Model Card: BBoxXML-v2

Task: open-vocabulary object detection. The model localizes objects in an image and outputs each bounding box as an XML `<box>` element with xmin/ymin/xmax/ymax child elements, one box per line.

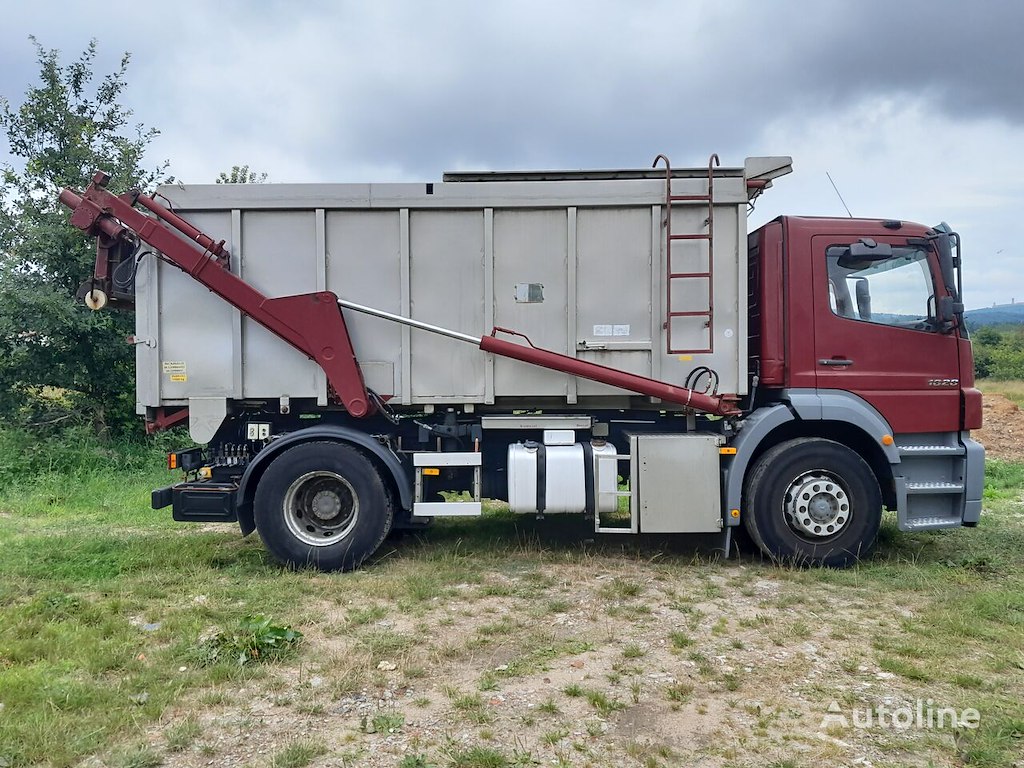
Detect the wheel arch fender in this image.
<box><xmin>236</xmin><ymin>425</ymin><xmax>412</xmax><ymax>536</ymax></box>
<box><xmin>724</xmin><ymin>404</ymin><xmax>795</xmax><ymax>524</ymax></box>
<box><xmin>726</xmin><ymin>391</ymin><xmax>901</xmax><ymax>523</ymax></box>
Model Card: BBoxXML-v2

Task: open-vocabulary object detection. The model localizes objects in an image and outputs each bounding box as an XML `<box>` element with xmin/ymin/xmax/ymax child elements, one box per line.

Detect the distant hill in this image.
<box><xmin>964</xmin><ymin>303</ymin><xmax>1024</xmax><ymax>328</ymax></box>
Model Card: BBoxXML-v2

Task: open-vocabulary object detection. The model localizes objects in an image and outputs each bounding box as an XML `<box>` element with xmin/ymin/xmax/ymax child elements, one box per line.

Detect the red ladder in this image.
<box><xmin>652</xmin><ymin>153</ymin><xmax>719</xmax><ymax>355</ymax></box>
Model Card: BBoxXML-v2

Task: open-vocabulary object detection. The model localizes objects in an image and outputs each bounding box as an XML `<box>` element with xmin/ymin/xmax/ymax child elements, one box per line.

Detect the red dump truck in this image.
<box><xmin>58</xmin><ymin>153</ymin><xmax>983</xmax><ymax>570</ymax></box>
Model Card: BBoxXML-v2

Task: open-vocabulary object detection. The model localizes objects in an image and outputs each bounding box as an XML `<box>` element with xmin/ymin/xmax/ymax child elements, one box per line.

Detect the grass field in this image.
<box><xmin>1</xmin><ymin>454</ymin><xmax>1023</xmax><ymax>767</ymax></box>
<box><xmin>977</xmin><ymin>379</ymin><xmax>1024</xmax><ymax>408</ymax></box>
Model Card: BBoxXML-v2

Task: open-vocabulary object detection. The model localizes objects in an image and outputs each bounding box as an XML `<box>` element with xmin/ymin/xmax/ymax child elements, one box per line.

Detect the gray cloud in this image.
<box><xmin>1</xmin><ymin>1</ymin><xmax>1021</xmax><ymax>307</ymax></box>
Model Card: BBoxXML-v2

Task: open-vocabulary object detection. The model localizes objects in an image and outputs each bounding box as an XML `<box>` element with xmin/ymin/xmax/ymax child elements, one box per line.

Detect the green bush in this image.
<box><xmin>0</xmin><ymin>425</ymin><xmax>188</xmax><ymax>489</ymax></box>
<box><xmin>970</xmin><ymin>325</ymin><xmax>1024</xmax><ymax>379</ymax></box>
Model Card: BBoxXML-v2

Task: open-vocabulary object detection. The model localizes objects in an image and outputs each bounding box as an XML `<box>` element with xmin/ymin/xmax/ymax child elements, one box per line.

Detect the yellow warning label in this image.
<box><xmin>169</xmin><ymin>374</ymin><xmax>188</xmax><ymax>382</ymax></box>
<box><xmin>677</xmin><ymin>355</ymin><xmax>694</xmax><ymax>361</ymax></box>
<box><xmin>422</xmin><ymin>468</ymin><xmax>440</xmax><ymax>476</ymax></box>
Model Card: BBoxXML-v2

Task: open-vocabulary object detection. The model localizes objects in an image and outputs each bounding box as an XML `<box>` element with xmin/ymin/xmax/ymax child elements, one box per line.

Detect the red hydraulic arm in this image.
<box><xmin>480</xmin><ymin>330</ymin><xmax>740</xmax><ymax>416</ymax></box>
<box><xmin>336</xmin><ymin>300</ymin><xmax>742</xmax><ymax>417</ymax></box>
<box><xmin>59</xmin><ymin>172</ymin><xmax>373</xmax><ymax>418</ymax></box>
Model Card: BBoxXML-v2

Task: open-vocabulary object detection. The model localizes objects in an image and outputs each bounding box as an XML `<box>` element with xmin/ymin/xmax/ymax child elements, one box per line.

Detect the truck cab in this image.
<box><xmin>741</xmin><ymin>216</ymin><xmax>983</xmax><ymax>540</ymax></box>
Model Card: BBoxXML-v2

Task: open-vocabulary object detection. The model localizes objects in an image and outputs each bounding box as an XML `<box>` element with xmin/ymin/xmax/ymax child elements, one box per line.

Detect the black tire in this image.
<box><xmin>742</xmin><ymin>437</ymin><xmax>882</xmax><ymax>568</ymax></box>
<box><xmin>254</xmin><ymin>441</ymin><xmax>393</xmax><ymax>572</ymax></box>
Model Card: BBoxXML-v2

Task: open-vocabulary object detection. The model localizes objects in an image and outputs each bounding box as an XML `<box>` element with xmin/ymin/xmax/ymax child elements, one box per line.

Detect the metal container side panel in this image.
<box><xmin>575</xmin><ymin>206</ymin><xmax>654</xmax><ymax>396</ymax></box>
<box><xmin>326</xmin><ymin>210</ymin><xmax>403</xmax><ymax>399</ymax></box>
<box><xmin>141</xmin><ymin>174</ymin><xmax>751</xmax><ymax>408</ymax></box>
<box><xmin>239</xmin><ymin>211</ymin><xmax>319</xmax><ymax>399</ymax></box>
<box><xmin>492</xmin><ymin>208</ymin><xmax>572</xmax><ymax>397</ymax></box>
<box><xmin>409</xmin><ymin>210</ymin><xmax>486</xmax><ymax>401</ymax></box>
<box><xmin>147</xmin><ymin>211</ymin><xmax>236</xmax><ymax>404</ymax></box>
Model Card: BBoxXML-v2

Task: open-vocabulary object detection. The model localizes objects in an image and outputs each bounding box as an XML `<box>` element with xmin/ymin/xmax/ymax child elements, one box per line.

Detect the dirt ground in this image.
<box><xmin>120</xmin><ymin>394</ymin><xmax>1020</xmax><ymax>768</ymax></box>
<box><xmin>144</xmin><ymin>569</ymin><xmax>966</xmax><ymax>768</ymax></box>
<box><xmin>974</xmin><ymin>393</ymin><xmax>1024</xmax><ymax>461</ymax></box>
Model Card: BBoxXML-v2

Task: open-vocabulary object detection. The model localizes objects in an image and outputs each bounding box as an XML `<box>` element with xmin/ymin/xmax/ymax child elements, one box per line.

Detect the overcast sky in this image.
<box><xmin>2</xmin><ymin>0</ymin><xmax>1021</xmax><ymax>308</ymax></box>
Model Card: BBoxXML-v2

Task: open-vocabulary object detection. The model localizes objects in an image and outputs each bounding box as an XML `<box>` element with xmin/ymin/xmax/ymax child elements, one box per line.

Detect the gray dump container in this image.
<box><xmin>135</xmin><ymin>157</ymin><xmax>791</xmax><ymax>424</ymax></box>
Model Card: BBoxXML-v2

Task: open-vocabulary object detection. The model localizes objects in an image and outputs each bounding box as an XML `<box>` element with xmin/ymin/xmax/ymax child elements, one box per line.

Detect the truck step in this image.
<box><xmin>412</xmin><ymin>501</ymin><xmax>482</xmax><ymax>517</ymax></box>
<box><xmin>898</xmin><ymin>445</ymin><xmax>964</xmax><ymax>457</ymax></box>
<box><xmin>904</xmin><ymin>481</ymin><xmax>964</xmax><ymax>494</ymax></box>
<box><xmin>903</xmin><ymin>515</ymin><xmax>962</xmax><ymax>530</ymax></box>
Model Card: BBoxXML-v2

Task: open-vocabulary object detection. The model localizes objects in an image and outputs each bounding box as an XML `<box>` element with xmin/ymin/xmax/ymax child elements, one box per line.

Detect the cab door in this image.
<box><xmin>811</xmin><ymin>235</ymin><xmax>961</xmax><ymax>433</ymax></box>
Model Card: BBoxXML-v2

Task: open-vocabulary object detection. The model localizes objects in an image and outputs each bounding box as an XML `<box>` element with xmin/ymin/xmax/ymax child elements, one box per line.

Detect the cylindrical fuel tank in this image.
<box><xmin>507</xmin><ymin>440</ymin><xmax>619</xmax><ymax>514</ymax></box>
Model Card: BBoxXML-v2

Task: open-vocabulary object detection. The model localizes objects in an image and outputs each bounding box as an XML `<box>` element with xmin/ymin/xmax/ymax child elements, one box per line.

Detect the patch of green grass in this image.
<box><xmin>493</xmin><ymin>636</ymin><xmax>592</xmax><ymax>678</ymax></box>
<box><xmin>983</xmin><ymin>459</ymin><xmax>1024</xmax><ymax>500</ymax></box>
<box><xmin>446</xmin><ymin>744</ymin><xmax>513</xmax><ymax>768</ymax></box>
<box><xmin>347</xmin><ymin>604</ymin><xmax>388</xmax><ymax>626</ymax></box>
<box><xmin>668</xmin><ymin>630</ymin><xmax>692</xmax><ymax>649</ymax></box>
<box><xmin>478</xmin><ymin>618</ymin><xmax>516</xmax><ymax>636</ymax></box>
<box><xmin>581</xmin><ymin>687</ymin><xmax>625</xmax><ymax>716</ymax></box>
<box><xmin>446</xmin><ymin>688</ymin><xmax>493</xmax><ymax>724</ymax></box>
<box><xmin>622</xmin><ymin>642</ymin><xmax>646</xmax><ymax>659</ymax></box>
<box><xmin>165</xmin><ymin>715</ymin><xmax>202</xmax><ymax>752</ymax></box>
<box><xmin>541</xmin><ymin>728</ymin><xmax>569</xmax><ymax>745</ymax></box>
<box><xmin>666</xmin><ymin>682</ymin><xmax>693</xmax><ymax>703</ymax></box>
<box><xmin>537</xmin><ymin>698</ymin><xmax>561</xmax><ymax>715</ymax></box>
<box><xmin>878</xmin><ymin>656</ymin><xmax>931</xmax><ymax>682</ymax></box>
<box><xmin>108</xmin><ymin>743</ymin><xmax>163</xmax><ymax>768</ymax></box>
<box><xmin>357</xmin><ymin>628</ymin><xmax>414</xmax><ymax>660</ymax></box>
<box><xmin>598</xmin><ymin>577</ymin><xmax>642</xmax><ymax>600</ymax></box>
<box><xmin>270</xmin><ymin>739</ymin><xmax>328</xmax><ymax>768</ymax></box>
<box><xmin>546</xmin><ymin>599</ymin><xmax>570</xmax><ymax>614</ymax></box>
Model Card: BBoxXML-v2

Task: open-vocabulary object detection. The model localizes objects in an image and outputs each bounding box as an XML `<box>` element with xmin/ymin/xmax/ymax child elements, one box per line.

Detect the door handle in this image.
<box><xmin>818</xmin><ymin>358</ymin><xmax>854</xmax><ymax>367</ymax></box>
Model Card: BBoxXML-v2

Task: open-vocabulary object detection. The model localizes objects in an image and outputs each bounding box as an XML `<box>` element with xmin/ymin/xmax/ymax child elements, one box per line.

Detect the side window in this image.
<box><xmin>825</xmin><ymin>244</ymin><xmax>937</xmax><ymax>331</ymax></box>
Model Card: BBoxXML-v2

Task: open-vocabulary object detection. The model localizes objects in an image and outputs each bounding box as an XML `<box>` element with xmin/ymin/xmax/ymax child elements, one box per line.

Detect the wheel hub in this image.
<box><xmin>784</xmin><ymin>472</ymin><xmax>850</xmax><ymax>538</ymax></box>
<box><xmin>283</xmin><ymin>471</ymin><xmax>359</xmax><ymax>547</ymax></box>
<box><xmin>310</xmin><ymin>489</ymin><xmax>342</xmax><ymax>521</ymax></box>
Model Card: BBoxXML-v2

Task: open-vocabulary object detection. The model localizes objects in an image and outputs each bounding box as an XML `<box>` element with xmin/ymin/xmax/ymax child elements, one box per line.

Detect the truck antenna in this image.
<box><xmin>826</xmin><ymin>171</ymin><xmax>853</xmax><ymax>218</ymax></box>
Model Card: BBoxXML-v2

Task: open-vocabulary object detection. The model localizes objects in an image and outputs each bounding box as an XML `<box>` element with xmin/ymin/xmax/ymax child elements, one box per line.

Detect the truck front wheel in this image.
<box><xmin>743</xmin><ymin>438</ymin><xmax>882</xmax><ymax>568</ymax></box>
<box><xmin>254</xmin><ymin>442</ymin><xmax>393</xmax><ymax>571</ymax></box>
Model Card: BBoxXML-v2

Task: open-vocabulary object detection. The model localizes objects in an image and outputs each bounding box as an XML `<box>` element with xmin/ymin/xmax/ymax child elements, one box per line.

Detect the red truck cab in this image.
<box><xmin>742</xmin><ymin>216</ymin><xmax>984</xmax><ymax>538</ymax></box>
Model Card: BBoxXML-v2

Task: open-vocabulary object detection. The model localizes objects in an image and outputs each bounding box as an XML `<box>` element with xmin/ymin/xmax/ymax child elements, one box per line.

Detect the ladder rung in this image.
<box><xmin>668</xmin><ymin>310</ymin><xmax>712</xmax><ymax>318</ymax></box>
<box><xmin>669</xmin><ymin>234</ymin><xmax>710</xmax><ymax>241</ymax></box>
<box><xmin>669</xmin><ymin>195</ymin><xmax>711</xmax><ymax>202</ymax></box>
<box><xmin>668</xmin><ymin>272</ymin><xmax>711</xmax><ymax>279</ymax></box>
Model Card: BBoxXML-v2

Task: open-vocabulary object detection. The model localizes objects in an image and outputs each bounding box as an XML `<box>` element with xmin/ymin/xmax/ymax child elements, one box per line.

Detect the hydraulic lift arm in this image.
<box><xmin>59</xmin><ymin>172</ymin><xmax>373</xmax><ymax>417</ymax></box>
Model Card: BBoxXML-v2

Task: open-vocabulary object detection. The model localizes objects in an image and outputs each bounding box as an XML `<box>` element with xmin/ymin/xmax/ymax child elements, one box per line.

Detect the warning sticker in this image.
<box><xmin>169</xmin><ymin>374</ymin><xmax>187</xmax><ymax>383</ymax></box>
<box><xmin>162</xmin><ymin>361</ymin><xmax>187</xmax><ymax>374</ymax></box>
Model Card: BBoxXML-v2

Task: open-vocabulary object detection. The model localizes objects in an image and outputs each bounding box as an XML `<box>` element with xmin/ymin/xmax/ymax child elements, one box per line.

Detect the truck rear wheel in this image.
<box><xmin>254</xmin><ymin>442</ymin><xmax>393</xmax><ymax>571</ymax></box>
<box><xmin>743</xmin><ymin>437</ymin><xmax>882</xmax><ymax>568</ymax></box>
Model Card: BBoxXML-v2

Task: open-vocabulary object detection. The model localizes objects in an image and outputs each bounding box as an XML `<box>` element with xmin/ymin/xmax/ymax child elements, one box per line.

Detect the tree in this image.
<box><xmin>0</xmin><ymin>38</ymin><xmax>169</xmax><ymax>438</ymax></box>
<box><xmin>216</xmin><ymin>164</ymin><xmax>267</xmax><ymax>184</ymax></box>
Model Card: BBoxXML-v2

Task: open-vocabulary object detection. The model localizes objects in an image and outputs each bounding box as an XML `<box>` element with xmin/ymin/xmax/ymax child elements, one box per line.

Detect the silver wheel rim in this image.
<box><xmin>283</xmin><ymin>471</ymin><xmax>359</xmax><ymax>547</ymax></box>
<box><xmin>784</xmin><ymin>470</ymin><xmax>851</xmax><ymax>539</ymax></box>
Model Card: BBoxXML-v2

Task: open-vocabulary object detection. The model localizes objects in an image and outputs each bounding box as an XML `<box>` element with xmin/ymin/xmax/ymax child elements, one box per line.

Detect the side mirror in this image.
<box><xmin>937</xmin><ymin>295</ymin><xmax>964</xmax><ymax>332</ymax></box>
<box><xmin>854</xmin><ymin>278</ymin><xmax>871</xmax><ymax>320</ymax></box>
